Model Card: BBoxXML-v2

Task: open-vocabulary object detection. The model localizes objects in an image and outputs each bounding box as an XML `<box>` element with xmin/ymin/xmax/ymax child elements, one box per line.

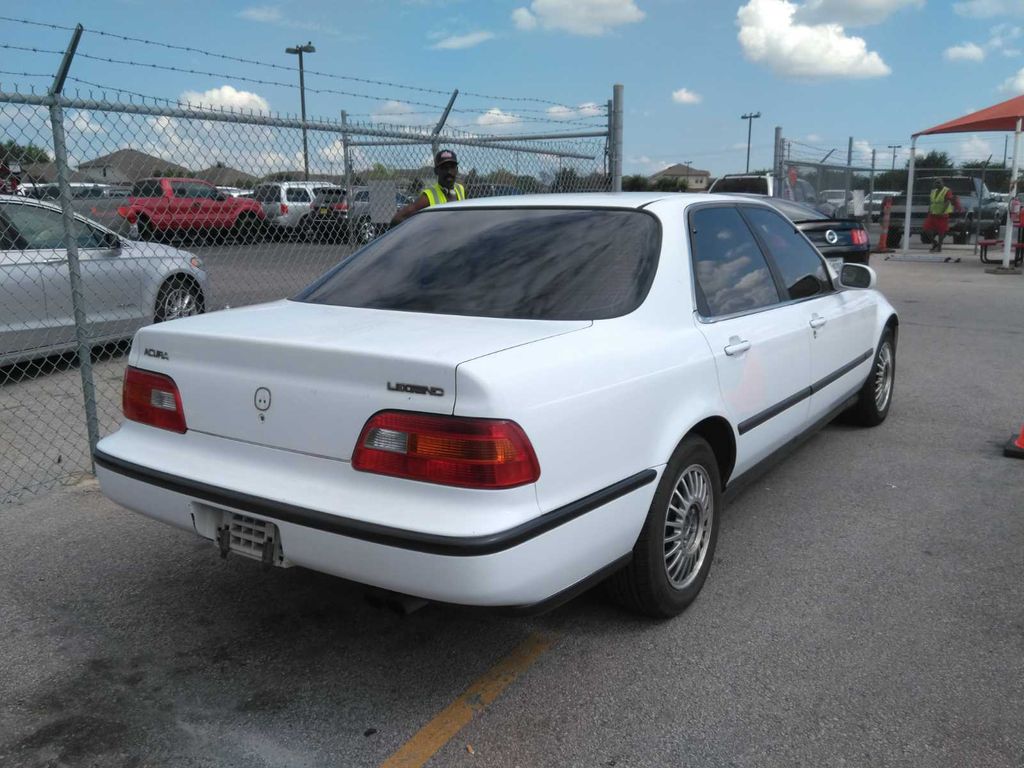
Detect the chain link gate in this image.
<box><xmin>1</xmin><ymin>79</ymin><xmax>620</xmax><ymax>502</ymax></box>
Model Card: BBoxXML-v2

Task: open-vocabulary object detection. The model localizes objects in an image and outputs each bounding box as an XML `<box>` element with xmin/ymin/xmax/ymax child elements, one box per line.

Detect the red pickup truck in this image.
<box><xmin>118</xmin><ymin>178</ymin><xmax>265</xmax><ymax>243</ymax></box>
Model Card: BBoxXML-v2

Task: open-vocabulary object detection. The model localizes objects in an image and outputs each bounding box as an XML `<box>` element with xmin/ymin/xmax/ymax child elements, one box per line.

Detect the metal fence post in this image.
<box><xmin>431</xmin><ymin>89</ymin><xmax>459</xmax><ymax>159</ymax></box>
<box><xmin>611</xmin><ymin>84</ymin><xmax>623</xmax><ymax>192</ymax></box>
<box><xmin>341</xmin><ymin>110</ymin><xmax>354</xmax><ymax>201</ymax></box>
<box><xmin>902</xmin><ymin>137</ymin><xmax>917</xmax><ymax>255</ymax></box>
<box><xmin>48</xmin><ymin>24</ymin><xmax>101</xmax><ymax>463</ymax></box>
<box><xmin>869</xmin><ymin>149</ymin><xmax>876</xmax><ymax>221</ymax></box>
<box><xmin>773</xmin><ymin>126</ymin><xmax>783</xmax><ymax>197</ymax></box>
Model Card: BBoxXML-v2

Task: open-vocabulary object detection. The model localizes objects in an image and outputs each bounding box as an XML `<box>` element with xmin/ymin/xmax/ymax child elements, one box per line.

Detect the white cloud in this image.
<box><xmin>737</xmin><ymin>0</ymin><xmax>892</xmax><ymax>79</ymax></box>
<box><xmin>672</xmin><ymin>88</ymin><xmax>702</xmax><ymax>104</ymax></box>
<box><xmin>959</xmin><ymin>134</ymin><xmax>995</xmax><ymax>159</ymax></box>
<box><xmin>239</xmin><ymin>5</ymin><xmax>281</xmax><ymax>22</ymax></box>
<box><xmin>806</xmin><ymin>133</ymin><xmax>823</xmax><ymax>142</ymax></box>
<box><xmin>854</xmin><ymin>139</ymin><xmax>873</xmax><ymax>156</ymax></box>
<box><xmin>511</xmin><ymin>0</ymin><xmax>645</xmax><ymax>36</ymax></box>
<box><xmin>512</xmin><ymin>7</ymin><xmax>538</xmax><ymax>29</ymax></box>
<box><xmin>476</xmin><ymin>108</ymin><xmax>520</xmax><ymax>133</ymax></box>
<box><xmin>945</xmin><ymin>42</ymin><xmax>986</xmax><ymax>60</ymax></box>
<box><xmin>430</xmin><ymin>30</ymin><xmax>495</xmax><ymax>49</ymax></box>
<box><xmin>179</xmin><ymin>85</ymin><xmax>270</xmax><ymax>114</ymax></box>
<box><xmin>369</xmin><ymin>100</ymin><xmax>433</xmax><ymax>126</ymax></box>
<box><xmin>546</xmin><ymin>102</ymin><xmax>604</xmax><ymax>119</ymax></box>
<box><xmin>237</xmin><ymin>5</ymin><xmax>338</xmax><ymax>34</ymax></box>
<box><xmin>1000</xmin><ymin>66</ymin><xmax>1024</xmax><ymax>91</ymax></box>
<box><xmin>1004</xmin><ymin>47</ymin><xmax>1023</xmax><ymax>54</ymax></box>
<box><xmin>955</xmin><ymin>0</ymin><xmax>1024</xmax><ymax>18</ymax></box>
<box><xmin>795</xmin><ymin>0</ymin><xmax>923</xmax><ymax>26</ymax></box>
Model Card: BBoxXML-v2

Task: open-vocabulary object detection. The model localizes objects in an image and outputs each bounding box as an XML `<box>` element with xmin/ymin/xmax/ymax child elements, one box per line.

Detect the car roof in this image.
<box><xmin>432</xmin><ymin>192</ymin><xmax>702</xmax><ymax>210</ymax></box>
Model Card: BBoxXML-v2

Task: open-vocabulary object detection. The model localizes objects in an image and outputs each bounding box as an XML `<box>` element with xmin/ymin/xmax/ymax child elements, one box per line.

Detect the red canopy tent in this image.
<box><xmin>903</xmin><ymin>94</ymin><xmax>1024</xmax><ymax>269</ymax></box>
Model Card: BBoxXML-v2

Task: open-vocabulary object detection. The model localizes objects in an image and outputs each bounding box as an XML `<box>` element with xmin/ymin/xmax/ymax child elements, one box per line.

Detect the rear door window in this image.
<box><xmin>688</xmin><ymin>206</ymin><xmax>781</xmax><ymax>317</ymax></box>
<box><xmin>131</xmin><ymin>180</ymin><xmax>164</xmax><ymax>198</ymax></box>
<box><xmin>286</xmin><ymin>188</ymin><xmax>311</xmax><ymax>203</ymax></box>
<box><xmin>253</xmin><ymin>185</ymin><xmax>281</xmax><ymax>203</ymax></box>
<box><xmin>741</xmin><ymin>206</ymin><xmax>832</xmax><ymax>300</ymax></box>
<box><xmin>299</xmin><ymin>208</ymin><xmax>661</xmax><ymax>320</ymax></box>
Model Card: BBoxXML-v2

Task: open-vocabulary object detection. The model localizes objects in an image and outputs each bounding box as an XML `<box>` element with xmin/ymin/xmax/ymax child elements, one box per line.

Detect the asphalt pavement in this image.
<box><xmin>1</xmin><ymin>254</ymin><xmax>1022</xmax><ymax>767</ymax></box>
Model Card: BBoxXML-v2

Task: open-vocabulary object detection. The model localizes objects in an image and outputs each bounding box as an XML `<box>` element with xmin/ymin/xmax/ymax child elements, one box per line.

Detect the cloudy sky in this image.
<box><xmin>8</xmin><ymin>0</ymin><xmax>1024</xmax><ymax>175</ymax></box>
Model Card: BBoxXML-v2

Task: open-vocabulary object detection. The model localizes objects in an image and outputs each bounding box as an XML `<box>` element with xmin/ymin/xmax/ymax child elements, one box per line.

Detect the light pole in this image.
<box><xmin>684</xmin><ymin>159</ymin><xmax>692</xmax><ymax>190</ymax></box>
<box><xmin>887</xmin><ymin>144</ymin><xmax>901</xmax><ymax>172</ymax></box>
<box><xmin>286</xmin><ymin>42</ymin><xmax>315</xmax><ymax>181</ymax></box>
<box><xmin>741</xmin><ymin>112</ymin><xmax>761</xmax><ymax>173</ymax></box>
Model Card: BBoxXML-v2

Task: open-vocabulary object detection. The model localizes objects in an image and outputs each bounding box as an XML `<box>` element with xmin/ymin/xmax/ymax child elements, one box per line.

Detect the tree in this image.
<box><xmin>1</xmin><ymin>139</ymin><xmax>51</xmax><ymax>165</ymax></box>
<box><xmin>915</xmin><ymin>150</ymin><xmax>954</xmax><ymax>170</ymax></box>
<box><xmin>622</xmin><ymin>174</ymin><xmax>650</xmax><ymax>191</ymax></box>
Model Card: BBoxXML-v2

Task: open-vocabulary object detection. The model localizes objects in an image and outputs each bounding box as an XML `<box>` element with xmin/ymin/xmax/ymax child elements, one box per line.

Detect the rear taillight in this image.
<box><xmin>851</xmin><ymin>228</ymin><xmax>869</xmax><ymax>245</ymax></box>
<box><xmin>280</xmin><ymin>203</ymin><xmax>289</xmax><ymax>215</ymax></box>
<box><xmin>332</xmin><ymin>202</ymin><xmax>348</xmax><ymax>211</ymax></box>
<box><xmin>352</xmin><ymin>411</ymin><xmax>540</xmax><ymax>489</ymax></box>
<box><xmin>117</xmin><ymin>205</ymin><xmax>135</xmax><ymax>222</ymax></box>
<box><xmin>123</xmin><ymin>366</ymin><xmax>187</xmax><ymax>433</ymax></box>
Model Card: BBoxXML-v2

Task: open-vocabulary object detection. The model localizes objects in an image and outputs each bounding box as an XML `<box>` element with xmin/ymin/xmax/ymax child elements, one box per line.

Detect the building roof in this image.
<box><xmin>78</xmin><ymin>148</ymin><xmax>188</xmax><ymax>181</ymax></box>
<box><xmin>18</xmin><ymin>162</ymin><xmax>94</xmax><ymax>184</ymax></box>
<box><xmin>649</xmin><ymin>163</ymin><xmax>710</xmax><ymax>179</ymax></box>
<box><xmin>196</xmin><ymin>163</ymin><xmax>258</xmax><ymax>186</ymax></box>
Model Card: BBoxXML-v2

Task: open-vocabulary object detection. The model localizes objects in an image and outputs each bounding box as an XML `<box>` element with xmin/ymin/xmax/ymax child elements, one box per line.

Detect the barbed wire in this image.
<box><xmin>0</xmin><ymin>15</ymin><xmax>607</xmax><ymax>112</ymax></box>
<box><xmin>0</xmin><ymin>69</ymin><xmax>52</xmax><ymax>79</ymax></box>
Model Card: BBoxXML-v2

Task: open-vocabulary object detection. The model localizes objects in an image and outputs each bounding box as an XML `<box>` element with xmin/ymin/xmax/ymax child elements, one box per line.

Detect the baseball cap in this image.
<box><xmin>434</xmin><ymin>149</ymin><xmax>458</xmax><ymax>167</ymax></box>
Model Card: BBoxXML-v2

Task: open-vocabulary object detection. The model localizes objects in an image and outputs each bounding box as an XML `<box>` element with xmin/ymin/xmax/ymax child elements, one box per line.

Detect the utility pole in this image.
<box><xmin>684</xmin><ymin>159</ymin><xmax>692</xmax><ymax>190</ymax></box>
<box><xmin>286</xmin><ymin>42</ymin><xmax>316</xmax><ymax>180</ymax></box>
<box><xmin>887</xmin><ymin>144</ymin><xmax>902</xmax><ymax>172</ymax></box>
<box><xmin>741</xmin><ymin>111</ymin><xmax>761</xmax><ymax>173</ymax></box>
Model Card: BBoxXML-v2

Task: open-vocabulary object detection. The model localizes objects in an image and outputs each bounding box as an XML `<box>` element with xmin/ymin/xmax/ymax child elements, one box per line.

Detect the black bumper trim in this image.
<box><xmin>737</xmin><ymin>349</ymin><xmax>873</xmax><ymax>436</ymax></box>
<box><xmin>93</xmin><ymin>449</ymin><xmax>656</xmax><ymax>557</ymax></box>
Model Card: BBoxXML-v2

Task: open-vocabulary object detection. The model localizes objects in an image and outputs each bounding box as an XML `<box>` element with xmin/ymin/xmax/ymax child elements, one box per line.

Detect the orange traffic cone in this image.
<box><xmin>1005</xmin><ymin>424</ymin><xmax>1024</xmax><ymax>459</ymax></box>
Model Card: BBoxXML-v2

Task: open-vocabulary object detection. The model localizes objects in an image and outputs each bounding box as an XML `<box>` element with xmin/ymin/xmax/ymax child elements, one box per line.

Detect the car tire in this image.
<box><xmin>356</xmin><ymin>218</ymin><xmax>377</xmax><ymax>245</ymax></box>
<box><xmin>154</xmin><ymin>276</ymin><xmax>205</xmax><ymax>323</ymax></box>
<box><xmin>953</xmin><ymin>232</ymin><xmax>968</xmax><ymax>245</ymax></box>
<box><xmin>606</xmin><ymin>435</ymin><xmax>721</xmax><ymax>618</ymax></box>
<box><xmin>847</xmin><ymin>328</ymin><xmax>895</xmax><ymax>427</ymax></box>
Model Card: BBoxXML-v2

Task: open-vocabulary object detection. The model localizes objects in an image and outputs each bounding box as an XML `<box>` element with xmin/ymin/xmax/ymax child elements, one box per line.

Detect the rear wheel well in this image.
<box><xmin>884</xmin><ymin>314</ymin><xmax>899</xmax><ymax>349</ymax></box>
<box><xmin>686</xmin><ymin>416</ymin><xmax>736</xmax><ymax>490</ymax></box>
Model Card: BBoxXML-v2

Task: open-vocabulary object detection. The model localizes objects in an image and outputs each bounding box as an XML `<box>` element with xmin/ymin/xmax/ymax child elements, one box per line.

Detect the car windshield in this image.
<box><xmin>297</xmin><ymin>208</ymin><xmax>661</xmax><ymax>320</ymax></box>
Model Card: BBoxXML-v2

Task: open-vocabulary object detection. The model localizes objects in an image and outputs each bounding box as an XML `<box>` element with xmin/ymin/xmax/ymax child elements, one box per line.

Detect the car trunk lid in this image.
<box><xmin>130</xmin><ymin>300</ymin><xmax>589</xmax><ymax>461</ymax></box>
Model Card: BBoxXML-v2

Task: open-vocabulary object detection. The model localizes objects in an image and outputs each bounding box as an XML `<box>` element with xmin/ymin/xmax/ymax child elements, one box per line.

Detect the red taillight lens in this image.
<box><xmin>117</xmin><ymin>205</ymin><xmax>135</xmax><ymax>222</ymax></box>
<box><xmin>123</xmin><ymin>366</ymin><xmax>187</xmax><ymax>433</ymax></box>
<box><xmin>280</xmin><ymin>203</ymin><xmax>288</xmax><ymax>215</ymax></box>
<box><xmin>851</xmin><ymin>228</ymin><xmax>869</xmax><ymax>245</ymax></box>
<box><xmin>352</xmin><ymin>411</ymin><xmax>540</xmax><ymax>489</ymax></box>
<box><xmin>332</xmin><ymin>202</ymin><xmax>348</xmax><ymax>211</ymax></box>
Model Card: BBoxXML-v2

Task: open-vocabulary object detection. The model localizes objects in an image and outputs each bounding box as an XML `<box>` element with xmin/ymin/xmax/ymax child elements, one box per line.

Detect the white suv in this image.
<box><xmin>252</xmin><ymin>182</ymin><xmax>336</xmax><ymax>239</ymax></box>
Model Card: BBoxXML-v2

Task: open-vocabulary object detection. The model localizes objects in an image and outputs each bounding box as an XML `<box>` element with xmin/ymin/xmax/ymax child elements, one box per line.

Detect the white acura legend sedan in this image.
<box><xmin>94</xmin><ymin>193</ymin><xmax>897</xmax><ymax>618</ymax></box>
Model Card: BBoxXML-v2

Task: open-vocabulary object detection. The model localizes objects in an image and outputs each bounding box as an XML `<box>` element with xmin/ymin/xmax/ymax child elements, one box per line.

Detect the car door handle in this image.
<box><xmin>724</xmin><ymin>336</ymin><xmax>751</xmax><ymax>356</ymax></box>
<box><xmin>809</xmin><ymin>314</ymin><xmax>827</xmax><ymax>329</ymax></box>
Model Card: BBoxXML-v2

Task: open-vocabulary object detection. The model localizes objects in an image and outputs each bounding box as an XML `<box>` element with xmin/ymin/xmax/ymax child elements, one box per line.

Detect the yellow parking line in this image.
<box><xmin>380</xmin><ymin>631</ymin><xmax>557</xmax><ymax>768</ymax></box>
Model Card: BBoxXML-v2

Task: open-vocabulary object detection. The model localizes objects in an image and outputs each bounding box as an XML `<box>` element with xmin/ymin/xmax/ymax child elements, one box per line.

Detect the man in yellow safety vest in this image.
<box><xmin>390</xmin><ymin>149</ymin><xmax>466</xmax><ymax>227</ymax></box>
<box><xmin>923</xmin><ymin>177</ymin><xmax>959</xmax><ymax>253</ymax></box>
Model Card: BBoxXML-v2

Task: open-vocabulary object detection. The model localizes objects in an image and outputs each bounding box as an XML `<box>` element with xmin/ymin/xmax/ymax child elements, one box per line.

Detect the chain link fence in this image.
<box><xmin>1</xmin><ymin>84</ymin><xmax>618</xmax><ymax>503</ymax></box>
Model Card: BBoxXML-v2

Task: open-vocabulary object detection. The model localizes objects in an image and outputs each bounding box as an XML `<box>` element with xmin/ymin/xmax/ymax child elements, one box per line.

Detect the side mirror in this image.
<box><xmin>839</xmin><ymin>263</ymin><xmax>876</xmax><ymax>289</ymax></box>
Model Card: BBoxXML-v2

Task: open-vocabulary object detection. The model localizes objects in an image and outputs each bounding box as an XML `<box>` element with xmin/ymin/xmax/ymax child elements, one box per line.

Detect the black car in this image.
<box><xmin>735</xmin><ymin>195</ymin><xmax>871</xmax><ymax>268</ymax></box>
<box><xmin>305</xmin><ymin>187</ymin><xmax>349</xmax><ymax>243</ymax></box>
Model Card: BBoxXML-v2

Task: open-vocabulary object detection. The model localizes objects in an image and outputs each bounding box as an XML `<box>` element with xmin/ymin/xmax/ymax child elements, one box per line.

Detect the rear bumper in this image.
<box><xmin>93</xmin><ymin>431</ymin><xmax>656</xmax><ymax>607</ymax></box>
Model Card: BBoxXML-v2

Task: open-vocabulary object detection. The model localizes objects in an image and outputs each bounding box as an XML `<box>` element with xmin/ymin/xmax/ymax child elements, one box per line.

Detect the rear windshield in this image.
<box><xmin>766</xmin><ymin>198</ymin><xmax>829</xmax><ymax>221</ymax></box>
<box><xmin>253</xmin><ymin>185</ymin><xmax>281</xmax><ymax>203</ymax></box>
<box><xmin>315</xmin><ymin>188</ymin><xmax>346</xmax><ymax>202</ymax></box>
<box><xmin>711</xmin><ymin>177</ymin><xmax>768</xmax><ymax>194</ymax></box>
<box><xmin>297</xmin><ymin>208</ymin><xmax>661</xmax><ymax>320</ymax></box>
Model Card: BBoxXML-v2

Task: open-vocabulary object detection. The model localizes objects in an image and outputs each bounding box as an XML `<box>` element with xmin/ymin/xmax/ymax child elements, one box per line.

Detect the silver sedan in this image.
<box><xmin>0</xmin><ymin>195</ymin><xmax>209</xmax><ymax>366</ymax></box>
